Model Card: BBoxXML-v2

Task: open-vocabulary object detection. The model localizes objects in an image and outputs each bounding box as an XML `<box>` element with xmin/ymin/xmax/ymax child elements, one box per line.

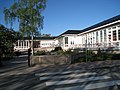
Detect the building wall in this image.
<box><xmin>77</xmin><ymin>22</ymin><xmax>120</xmax><ymax>50</ymax></box>
<box><xmin>14</xmin><ymin>40</ymin><xmax>30</xmax><ymax>51</ymax></box>
<box><xmin>14</xmin><ymin>19</ymin><xmax>120</xmax><ymax>51</ymax></box>
<box><xmin>40</xmin><ymin>40</ymin><xmax>54</xmax><ymax>48</ymax></box>
<box><xmin>58</xmin><ymin>34</ymin><xmax>79</xmax><ymax>50</ymax></box>
<box><xmin>14</xmin><ymin>39</ymin><xmax>58</xmax><ymax>51</ymax></box>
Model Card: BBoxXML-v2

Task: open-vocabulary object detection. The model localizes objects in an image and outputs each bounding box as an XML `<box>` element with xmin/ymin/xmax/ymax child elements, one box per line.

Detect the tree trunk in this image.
<box><xmin>31</xmin><ymin>35</ymin><xmax>34</xmax><ymax>55</ymax></box>
<box><xmin>0</xmin><ymin>59</ymin><xmax>3</xmax><ymax>66</ymax></box>
<box><xmin>0</xmin><ymin>48</ymin><xmax>3</xmax><ymax>66</ymax></box>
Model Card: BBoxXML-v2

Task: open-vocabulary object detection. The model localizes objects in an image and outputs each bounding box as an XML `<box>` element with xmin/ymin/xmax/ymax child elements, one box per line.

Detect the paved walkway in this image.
<box><xmin>0</xmin><ymin>56</ymin><xmax>120</xmax><ymax>90</ymax></box>
<box><xmin>33</xmin><ymin>60</ymin><xmax>120</xmax><ymax>90</ymax></box>
<box><xmin>35</xmin><ymin>67</ymin><xmax>120</xmax><ymax>90</ymax></box>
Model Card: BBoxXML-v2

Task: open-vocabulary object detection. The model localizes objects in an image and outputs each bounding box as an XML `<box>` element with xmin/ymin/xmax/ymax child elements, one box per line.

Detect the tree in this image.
<box><xmin>41</xmin><ymin>33</ymin><xmax>51</xmax><ymax>37</ymax></box>
<box><xmin>4</xmin><ymin>0</ymin><xmax>47</xmax><ymax>55</ymax></box>
<box><xmin>0</xmin><ymin>25</ymin><xmax>19</xmax><ymax>53</ymax></box>
<box><xmin>0</xmin><ymin>24</ymin><xmax>19</xmax><ymax>66</ymax></box>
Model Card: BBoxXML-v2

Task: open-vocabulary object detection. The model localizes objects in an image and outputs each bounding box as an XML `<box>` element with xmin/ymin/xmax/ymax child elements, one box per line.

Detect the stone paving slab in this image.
<box><xmin>0</xmin><ymin>57</ymin><xmax>120</xmax><ymax>90</ymax></box>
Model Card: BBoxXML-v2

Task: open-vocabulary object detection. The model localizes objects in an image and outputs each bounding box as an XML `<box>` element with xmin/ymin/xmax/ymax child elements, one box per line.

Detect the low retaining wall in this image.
<box><xmin>30</xmin><ymin>53</ymin><xmax>85</xmax><ymax>66</ymax></box>
<box><xmin>30</xmin><ymin>55</ymin><xmax>71</xmax><ymax>66</ymax></box>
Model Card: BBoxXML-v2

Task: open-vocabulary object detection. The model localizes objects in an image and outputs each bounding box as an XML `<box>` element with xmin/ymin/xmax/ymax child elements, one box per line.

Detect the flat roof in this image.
<box><xmin>59</xmin><ymin>30</ymin><xmax>83</xmax><ymax>36</ymax></box>
<box><xmin>59</xmin><ymin>15</ymin><xmax>120</xmax><ymax>36</ymax></box>
<box><xmin>82</xmin><ymin>14</ymin><xmax>120</xmax><ymax>32</ymax></box>
<box><xmin>18</xmin><ymin>36</ymin><xmax>57</xmax><ymax>40</ymax></box>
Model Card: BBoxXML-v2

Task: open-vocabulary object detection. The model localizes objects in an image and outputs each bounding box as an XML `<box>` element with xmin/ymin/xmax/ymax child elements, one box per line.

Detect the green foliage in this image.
<box><xmin>0</xmin><ymin>24</ymin><xmax>19</xmax><ymax>60</ymax></box>
<box><xmin>34</xmin><ymin>50</ymin><xmax>46</xmax><ymax>55</ymax></box>
<box><xmin>74</xmin><ymin>51</ymin><xmax>120</xmax><ymax>63</ymax></box>
<box><xmin>97</xmin><ymin>48</ymin><xmax>101</xmax><ymax>55</ymax></box>
<box><xmin>53</xmin><ymin>47</ymin><xmax>64</xmax><ymax>55</ymax></box>
<box><xmin>4</xmin><ymin>0</ymin><xmax>47</xmax><ymax>55</ymax></box>
<box><xmin>4</xmin><ymin>0</ymin><xmax>47</xmax><ymax>37</ymax></box>
<box><xmin>41</xmin><ymin>34</ymin><xmax>51</xmax><ymax>37</ymax></box>
<box><xmin>54</xmin><ymin>47</ymin><xmax>63</xmax><ymax>52</ymax></box>
<box><xmin>64</xmin><ymin>49</ymin><xmax>74</xmax><ymax>55</ymax></box>
<box><xmin>56</xmin><ymin>50</ymin><xmax>64</xmax><ymax>55</ymax></box>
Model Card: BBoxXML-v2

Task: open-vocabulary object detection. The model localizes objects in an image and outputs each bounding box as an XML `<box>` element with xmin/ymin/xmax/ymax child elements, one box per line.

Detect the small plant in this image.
<box><xmin>64</xmin><ymin>49</ymin><xmax>73</xmax><ymax>55</ymax></box>
<box><xmin>97</xmin><ymin>48</ymin><xmax>101</xmax><ymax>55</ymax></box>
<box><xmin>34</xmin><ymin>50</ymin><xmax>46</xmax><ymax>55</ymax></box>
<box><xmin>51</xmin><ymin>47</ymin><xmax>64</xmax><ymax>55</ymax></box>
<box><xmin>54</xmin><ymin>47</ymin><xmax>63</xmax><ymax>52</ymax></box>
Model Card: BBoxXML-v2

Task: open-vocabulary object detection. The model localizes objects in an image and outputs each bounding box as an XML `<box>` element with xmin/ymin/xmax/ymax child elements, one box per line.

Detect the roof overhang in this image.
<box><xmin>78</xmin><ymin>20</ymin><xmax>120</xmax><ymax>35</ymax></box>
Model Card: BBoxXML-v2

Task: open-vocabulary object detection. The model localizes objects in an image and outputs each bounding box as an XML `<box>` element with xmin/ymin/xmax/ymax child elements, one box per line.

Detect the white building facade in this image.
<box><xmin>57</xmin><ymin>15</ymin><xmax>120</xmax><ymax>51</ymax></box>
<box><xmin>14</xmin><ymin>37</ymin><xmax>58</xmax><ymax>51</ymax></box>
<box><xmin>57</xmin><ymin>30</ymin><xmax>82</xmax><ymax>50</ymax></box>
<box><xmin>77</xmin><ymin>15</ymin><xmax>120</xmax><ymax>50</ymax></box>
<box><xmin>14</xmin><ymin>15</ymin><xmax>120</xmax><ymax>51</ymax></box>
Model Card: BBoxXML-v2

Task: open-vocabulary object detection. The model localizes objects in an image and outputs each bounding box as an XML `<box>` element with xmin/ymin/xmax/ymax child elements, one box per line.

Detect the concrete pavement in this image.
<box><xmin>0</xmin><ymin>56</ymin><xmax>120</xmax><ymax>90</ymax></box>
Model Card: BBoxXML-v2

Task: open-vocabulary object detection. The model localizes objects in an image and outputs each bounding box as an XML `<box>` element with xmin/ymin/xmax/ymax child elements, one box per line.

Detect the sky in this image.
<box><xmin>0</xmin><ymin>0</ymin><xmax>120</xmax><ymax>36</ymax></box>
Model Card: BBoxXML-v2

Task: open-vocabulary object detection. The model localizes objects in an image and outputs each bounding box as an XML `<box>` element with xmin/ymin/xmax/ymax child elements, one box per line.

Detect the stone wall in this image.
<box><xmin>30</xmin><ymin>55</ymin><xmax>71</xmax><ymax>66</ymax></box>
<box><xmin>30</xmin><ymin>52</ymin><xmax>86</xmax><ymax>66</ymax></box>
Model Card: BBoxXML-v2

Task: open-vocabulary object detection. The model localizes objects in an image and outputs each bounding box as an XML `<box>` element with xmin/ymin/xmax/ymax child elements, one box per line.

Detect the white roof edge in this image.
<box><xmin>78</xmin><ymin>20</ymin><xmax>120</xmax><ymax>36</ymax></box>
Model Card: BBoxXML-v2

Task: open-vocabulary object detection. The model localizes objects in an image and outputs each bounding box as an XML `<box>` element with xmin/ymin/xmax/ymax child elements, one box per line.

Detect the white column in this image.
<box><xmin>19</xmin><ymin>40</ymin><xmax>21</xmax><ymax>48</ymax></box>
<box><xmin>24</xmin><ymin>41</ymin><xmax>26</xmax><ymax>49</ymax></box>
<box><xmin>98</xmin><ymin>31</ymin><xmax>100</xmax><ymax>43</ymax></box>
<box><xmin>23</xmin><ymin>41</ymin><xmax>24</xmax><ymax>49</ymax></box>
<box><xmin>27</xmin><ymin>41</ymin><xmax>29</xmax><ymax>48</ymax></box>
<box><xmin>116</xmin><ymin>27</ymin><xmax>119</xmax><ymax>41</ymax></box>
<box><xmin>28</xmin><ymin>40</ymin><xmax>30</xmax><ymax>48</ymax></box>
<box><xmin>20</xmin><ymin>40</ymin><xmax>22</xmax><ymax>49</ymax></box>
<box><xmin>26</xmin><ymin>41</ymin><xmax>28</xmax><ymax>48</ymax></box>
<box><xmin>106</xmin><ymin>28</ymin><xmax>109</xmax><ymax>47</ymax></box>
<box><xmin>27</xmin><ymin>40</ymin><xmax>29</xmax><ymax>48</ymax></box>
<box><xmin>18</xmin><ymin>40</ymin><xmax>19</xmax><ymax>49</ymax></box>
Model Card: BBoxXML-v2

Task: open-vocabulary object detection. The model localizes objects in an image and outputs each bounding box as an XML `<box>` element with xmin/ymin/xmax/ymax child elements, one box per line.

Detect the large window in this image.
<box><xmin>108</xmin><ymin>35</ymin><xmax>111</xmax><ymax>41</ymax></box>
<box><xmin>118</xmin><ymin>25</ymin><xmax>120</xmax><ymax>28</ymax></box>
<box><xmin>100</xmin><ymin>30</ymin><xmax>103</xmax><ymax>42</ymax></box>
<box><xmin>24</xmin><ymin>41</ymin><xmax>26</xmax><ymax>46</ymax></box>
<box><xmin>16</xmin><ymin>41</ymin><xmax>18</xmax><ymax>46</ymax></box>
<box><xmin>19</xmin><ymin>41</ymin><xmax>23</xmax><ymax>47</ymax></box>
<box><xmin>113</xmin><ymin>30</ymin><xmax>117</xmax><ymax>41</ymax></box>
<box><xmin>96</xmin><ymin>32</ymin><xmax>98</xmax><ymax>42</ymax></box>
<box><xmin>112</xmin><ymin>26</ymin><xmax>116</xmax><ymax>29</ymax></box>
<box><xmin>118</xmin><ymin>29</ymin><xmax>120</xmax><ymax>40</ymax></box>
<box><xmin>65</xmin><ymin>37</ymin><xmax>68</xmax><ymax>44</ymax></box>
<box><xmin>104</xmin><ymin>30</ymin><xmax>106</xmax><ymax>42</ymax></box>
<box><xmin>71</xmin><ymin>41</ymin><xmax>74</xmax><ymax>45</ymax></box>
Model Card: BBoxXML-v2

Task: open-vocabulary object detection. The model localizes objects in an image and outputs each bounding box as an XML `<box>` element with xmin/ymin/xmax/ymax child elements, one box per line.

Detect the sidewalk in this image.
<box><xmin>0</xmin><ymin>56</ymin><xmax>120</xmax><ymax>73</ymax></box>
<box><xmin>71</xmin><ymin>60</ymin><xmax>120</xmax><ymax>70</ymax></box>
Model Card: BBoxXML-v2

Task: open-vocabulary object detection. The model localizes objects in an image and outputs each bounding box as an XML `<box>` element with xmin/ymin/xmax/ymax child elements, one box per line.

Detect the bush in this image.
<box><xmin>64</xmin><ymin>49</ymin><xmax>73</xmax><ymax>55</ymax></box>
<box><xmin>14</xmin><ymin>51</ymin><xmax>21</xmax><ymax>56</ymax></box>
<box><xmin>50</xmin><ymin>47</ymin><xmax>64</xmax><ymax>55</ymax></box>
<box><xmin>97</xmin><ymin>48</ymin><xmax>101</xmax><ymax>55</ymax></box>
<box><xmin>34</xmin><ymin>50</ymin><xmax>46</xmax><ymax>55</ymax></box>
<box><xmin>54</xmin><ymin>47</ymin><xmax>63</xmax><ymax>52</ymax></box>
<box><xmin>111</xmin><ymin>54</ymin><xmax>120</xmax><ymax>60</ymax></box>
<box><xmin>71</xmin><ymin>49</ymin><xmax>120</xmax><ymax>64</ymax></box>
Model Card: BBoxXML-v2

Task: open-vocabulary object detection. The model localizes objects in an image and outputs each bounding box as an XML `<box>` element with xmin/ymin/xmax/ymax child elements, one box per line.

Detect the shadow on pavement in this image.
<box><xmin>0</xmin><ymin>56</ymin><xmax>120</xmax><ymax>90</ymax></box>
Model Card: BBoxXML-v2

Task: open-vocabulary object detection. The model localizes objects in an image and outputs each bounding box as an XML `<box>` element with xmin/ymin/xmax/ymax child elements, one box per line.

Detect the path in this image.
<box><xmin>0</xmin><ymin>55</ymin><xmax>120</xmax><ymax>90</ymax></box>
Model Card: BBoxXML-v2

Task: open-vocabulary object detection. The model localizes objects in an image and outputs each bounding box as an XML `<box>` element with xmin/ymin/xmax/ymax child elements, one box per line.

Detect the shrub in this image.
<box><xmin>64</xmin><ymin>49</ymin><xmax>73</xmax><ymax>55</ymax></box>
<box><xmin>14</xmin><ymin>51</ymin><xmax>21</xmax><ymax>56</ymax></box>
<box><xmin>34</xmin><ymin>50</ymin><xmax>46</xmax><ymax>55</ymax></box>
<box><xmin>97</xmin><ymin>48</ymin><xmax>101</xmax><ymax>55</ymax></box>
<box><xmin>54</xmin><ymin>47</ymin><xmax>63</xmax><ymax>52</ymax></box>
<box><xmin>111</xmin><ymin>54</ymin><xmax>120</xmax><ymax>60</ymax></box>
<box><xmin>50</xmin><ymin>47</ymin><xmax>64</xmax><ymax>55</ymax></box>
